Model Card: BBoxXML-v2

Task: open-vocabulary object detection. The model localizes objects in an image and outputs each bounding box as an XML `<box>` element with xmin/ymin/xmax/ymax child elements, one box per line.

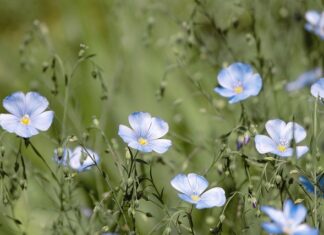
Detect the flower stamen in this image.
<box><xmin>138</xmin><ymin>138</ymin><xmax>148</xmax><ymax>145</ymax></box>
<box><xmin>234</xmin><ymin>86</ymin><xmax>243</xmax><ymax>94</ymax></box>
<box><xmin>191</xmin><ymin>195</ymin><xmax>200</xmax><ymax>202</ymax></box>
<box><xmin>277</xmin><ymin>144</ymin><xmax>286</xmax><ymax>152</ymax></box>
<box><xmin>20</xmin><ymin>115</ymin><xmax>30</xmax><ymax>125</ymax></box>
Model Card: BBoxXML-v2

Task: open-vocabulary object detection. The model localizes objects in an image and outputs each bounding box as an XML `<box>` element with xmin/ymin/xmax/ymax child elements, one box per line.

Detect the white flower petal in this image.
<box><xmin>147</xmin><ymin>117</ymin><xmax>169</xmax><ymax>139</ymax></box>
<box><xmin>296</xmin><ymin>146</ymin><xmax>309</xmax><ymax>158</ymax></box>
<box><xmin>196</xmin><ymin>187</ymin><xmax>226</xmax><ymax>209</ymax></box>
<box><xmin>118</xmin><ymin>125</ymin><xmax>137</xmax><ymax>144</ymax></box>
<box><xmin>265</xmin><ymin>119</ymin><xmax>286</xmax><ymax>142</ymax></box>
<box><xmin>255</xmin><ymin>135</ymin><xmax>277</xmax><ymax>154</ymax></box>
<box><xmin>0</xmin><ymin>114</ymin><xmax>20</xmax><ymax>133</ymax></box>
<box><xmin>150</xmin><ymin>139</ymin><xmax>172</xmax><ymax>154</ymax></box>
<box><xmin>26</xmin><ymin>92</ymin><xmax>50</xmax><ymax>117</ymax></box>
<box><xmin>3</xmin><ymin>91</ymin><xmax>25</xmax><ymax>116</ymax></box>
<box><xmin>187</xmin><ymin>173</ymin><xmax>209</xmax><ymax>195</ymax></box>
<box><xmin>128</xmin><ymin>112</ymin><xmax>152</xmax><ymax>136</ymax></box>
<box><xmin>170</xmin><ymin>174</ymin><xmax>193</xmax><ymax>196</ymax></box>
<box><xmin>31</xmin><ymin>111</ymin><xmax>54</xmax><ymax>131</ymax></box>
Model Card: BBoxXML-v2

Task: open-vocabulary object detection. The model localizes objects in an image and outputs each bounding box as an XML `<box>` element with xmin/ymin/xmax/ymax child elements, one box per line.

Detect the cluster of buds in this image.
<box><xmin>236</xmin><ymin>131</ymin><xmax>250</xmax><ymax>150</ymax></box>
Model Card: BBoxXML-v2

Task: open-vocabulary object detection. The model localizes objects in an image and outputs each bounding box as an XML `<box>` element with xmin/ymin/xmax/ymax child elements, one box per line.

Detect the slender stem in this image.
<box><xmin>312</xmin><ymin>96</ymin><xmax>318</xmax><ymax>228</ymax></box>
<box><xmin>187</xmin><ymin>205</ymin><xmax>195</xmax><ymax>235</ymax></box>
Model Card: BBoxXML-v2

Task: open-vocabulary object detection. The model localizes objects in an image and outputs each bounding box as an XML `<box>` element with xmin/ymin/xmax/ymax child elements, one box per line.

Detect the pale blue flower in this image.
<box><xmin>305</xmin><ymin>11</ymin><xmax>324</xmax><ymax>40</ymax></box>
<box><xmin>261</xmin><ymin>199</ymin><xmax>318</xmax><ymax>235</ymax></box>
<box><xmin>118</xmin><ymin>112</ymin><xmax>172</xmax><ymax>154</ymax></box>
<box><xmin>0</xmin><ymin>92</ymin><xmax>54</xmax><ymax>138</ymax></box>
<box><xmin>170</xmin><ymin>173</ymin><xmax>226</xmax><ymax>209</ymax></box>
<box><xmin>310</xmin><ymin>78</ymin><xmax>324</xmax><ymax>98</ymax></box>
<box><xmin>299</xmin><ymin>175</ymin><xmax>324</xmax><ymax>197</ymax></box>
<box><xmin>255</xmin><ymin>119</ymin><xmax>308</xmax><ymax>158</ymax></box>
<box><xmin>214</xmin><ymin>62</ymin><xmax>262</xmax><ymax>104</ymax></box>
<box><xmin>285</xmin><ymin>68</ymin><xmax>323</xmax><ymax>91</ymax></box>
<box><xmin>69</xmin><ymin>147</ymin><xmax>99</xmax><ymax>172</ymax></box>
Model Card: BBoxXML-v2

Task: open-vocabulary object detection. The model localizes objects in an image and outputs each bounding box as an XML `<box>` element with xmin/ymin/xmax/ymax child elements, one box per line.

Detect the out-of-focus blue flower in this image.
<box><xmin>255</xmin><ymin>119</ymin><xmax>308</xmax><ymax>158</ymax></box>
<box><xmin>285</xmin><ymin>68</ymin><xmax>323</xmax><ymax>91</ymax></box>
<box><xmin>118</xmin><ymin>112</ymin><xmax>172</xmax><ymax>154</ymax></box>
<box><xmin>305</xmin><ymin>10</ymin><xmax>324</xmax><ymax>40</ymax></box>
<box><xmin>299</xmin><ymin>175</ymin><xmax>324</xmax><ymax>197</ymax></box>
<box><xmin>311</xmin><ymin>78</ymin><xmax>324</xmax><ymax>98</ymax></box>
<box><xmin>0</xmin><ymin>92</ymin><xmax>54</xmax><ymax>138</ymax></box>
<box><xmin>214</xmin><ymin>62</ymin><xmax>262</xmax><ymax>104</ymax></box>
<box><xmin>261</xmin><ymin>199</ymin><xmax>318</xmax><ymax>235</ymax></box>
<box><xmin>170</xmin><ymin>173</ymin><xmax>226</xmax><ymax>209</ymax></box>
<box><xmin>69</xmin><ymin>147</ymin><xmax>99</xmax><ymax>172</ymax></box>
<box><xmin>53</xmin><ymin>148</ymin><xmax>72</xmax><ymax>166</ymax></box>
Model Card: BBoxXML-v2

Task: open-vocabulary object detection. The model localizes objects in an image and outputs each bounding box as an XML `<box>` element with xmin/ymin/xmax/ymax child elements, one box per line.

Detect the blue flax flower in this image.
<box><xmin>261</xmin><ymin>199</ymin><xmax>318</xmax><ymax>235</ymax></box>
<box><xmin>305</xmin><ymin>10</ymin><xmax>324</xmax><ymax>40</ymax></box>
<box><xmin>299</xmin><ymin>175</ymin><xmax>324</xmax><ymax>197</ymax></box>
<box><xmin>59</xmin><ymin>147</ymin><xmax>99</xmax><ymax>172</ymax></box>
<box><xmin>53</xmin><ymin>148</ymin><xmax>72</xmax><ymax>166</ymax></box>
<box><xmin>311</xmin><ymin>78</ymin><xmax>324</xmax><ymax>98</ymax></box>
<box><xmin>170</xmin><ymin>173</ymin><xmax>226</xmax><ymax>209</ymax></box>
<box><xmin>255</xmin><ymin>119</ymin><xmax>308</xmax><ymax>158</ymax></box>
<box><xmin>0</xmin><ymin>92</ymin><xmax>54</xmax><ymax>138</ymax></box>
<box><xmin>118</xmin><ymin>112</ymin><xmax>172</xmax><ymax>154</ymax></box>
<box><xmin>214</xmin><ymin>62</ymin><xmax>262</xmax><ymax>104</ymax></box>
<box><xmin>285</xmin><ymin>68</ymin><xmax>323</xmax><ymax>91</ymax></box>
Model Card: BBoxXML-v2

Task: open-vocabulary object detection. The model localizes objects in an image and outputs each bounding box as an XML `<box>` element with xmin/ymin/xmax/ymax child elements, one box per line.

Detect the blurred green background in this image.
<box><xmin>0</xmin><ymin>0</ymin><xmax>323</xmax><ymax>234</ymax></box>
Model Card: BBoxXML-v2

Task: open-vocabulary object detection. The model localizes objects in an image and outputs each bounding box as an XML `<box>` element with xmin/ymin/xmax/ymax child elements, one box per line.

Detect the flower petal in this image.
<box><xmin>217</xmin><ymin>63</ymin><xmax>253</xmax><ymax>89</ymax></box>
<box><xmin>261</xmin><ymin>222</ymin><xmax>283</xmax><ymax>234</ymax></box>
<box><xmin>296</xmin><ymin>146</ymin><xmax>309</xmax><ymax>158</ymax></box>
<box><xmin>261</xmin><ymin>206</ymin><xmax>286</xmax><ymax>227</ymax></box>
<box><xmin>128</xmin><ymin>112</ymin><xmax>152</xmax><ymax>137</ymax></box>
<box><xmin>178</xmin><ymin>193</ymin><xmax>197</xmax><ymax>204</ymax></box>
<box><xmin>118</xmin><ymin>125</ymin><xmax>137</xmax><ymax>144</ymax></box>
<box><xmin>284</xmin><ymin>122</ymin><xmax>307</xmax><ymax>143</ymax></box>
<box><xmin>283</xmin><ymin>200</ymin><xmax>307</xmax><ymax>226</ymax></box>
<box><xmin>187</xmin><ymin>173</ymin><xmax>208</xmax><ymax>195</ymax></box>
<box><xmin>31</xmin><ymin>111</ymin><xmax>54</xmax><ymax>131</ymax></box>
<box><xmin>255</xmin><ymin>135</ymin><xmax>277</xmax><ymax>154</ymax></box>
<box><xmin>196</xmin><ymin>187</ymin><xmax>226</xmax><ymax>209</ymax></box>
<box><xmin>305</xmin><ymin>11</ymin><xmax>320</xmax><ymax>25</ymax></box>
<box><xmin>26</xmin><ymin>92</ymin><xmax>49</xmax><ymax>117</ymax></box>
<box><xmin>147</xmin><ymin>117</ymin><xmax>169</xmax><ymax>139</ymax></box>
<box><xmin>170</xmin><ymin>174</ymin><xmax>193</xmax><ymax>195</ymax></box>
<box><xmin>285</xmin><ymin>68</ymin><xmax>322</xmax><ymax>92</ymax></box>
<box><xmin>69</xmin><ymin>147</ymin><xmax>99</xmax><ymax>172</ymax></box>
<box><xmin>150</xmin><ymin>139</ymin><xmax>172</xmax><ymax>154</ymax></box>
<box><xmin>243</xmin><ymin>73</ymin><xmax>262</xmax><ymax>96</ymax></box>
<box><xmin>214</xmin><ymin>87</ymin><xmax>236</xmax><ymax>97</ymax></box>
<box><xmin>0</xmin><ymin>114</ymin><xmax>20</xmax><ymax>133</ymax></box>
<box><xmin>299</xmin><ymin>176</ymin><xmax>315</xmax><ymax>194</ymax></box>
<box><xmin>128</xmin><ymin>141</ymin><xmax>153</xmax><ymax>153</ymax></box>
<box><xmin>15</xmin><ymin>124</ymin><xmax>39</xmax><ymax>138</ymax></box>
<box><xmin>265</xmin><ymin>119</ymin><xmax>286</xmax><ymax>142</ymax></box>
<box><xmin>3</xmin><ymin>91</ymin><xmax>25</xmax><ymax>116</ymax></box>
<box><xmin>311</xmin><ymin>78</ymin><xmax>324</xmax><ymax>98</ymax></box>
<box><xmin>228</xmin><ymin>93</ymin><xmax>251</xmax><ymax>104</ymax></box>
<box><xmin>293</xmin><ymin>224</ymin><xmax>319</xmax><ymax>235</ymax></box>
<box><xmin>272</xmin><ymin>147</ymin><xmax>293</xmax><ymax>157</ymax></box>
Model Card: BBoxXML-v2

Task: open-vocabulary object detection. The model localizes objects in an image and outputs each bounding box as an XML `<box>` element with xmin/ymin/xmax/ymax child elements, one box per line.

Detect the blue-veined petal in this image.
<box><xmin>15</xmin><ymin>124</ymin><xmax>39</xmax><ymax>138</ymax></box>
<box><xmin>147</xmin><ymin>117</ymin><xmax>169</xmax><ymax>139</ymax></box>
<box><xmin>272</xmin><ymin>147</ymin><xmax>293</xmax><ymax>157</ymax></box>
<box><xmin>311</xmin><ymin>78</ymin><xmax>324</xmax><ymax>98</ymax></box>
<box><xmin>296</xmin><ymin>146</ymin><xmax>309</xmax><ymax>158</ymax></box>
<box><xmin>150</xmin><ymin>139</ymin><xmax>172</xmax><ymax>154</ymax></box>
<box><xmin>196</xmin><ymin>187</ymin><xmax>226</xmax><ymax>209</ymax></box>
<box><xmin>0</xmin><ymin>114</ymin><xmax>19</xmax><ymax>133</ymax></box>
<box><xmin>261</xmin><ymin>206</ymin><xmax>286</xmax><ymax>227</ymax></box>
<box><xmin>187</xmin><ymin>173</ymin><xmax>208</xmax><ymax>195</ymax></box>
<box><xmin>227</xmin><ymin>63</ymin><xmax>253</xmax><ymax>81</ymax></box>
<box><xmin>261</xmin><ymin>222</ymin><xmax>282</xmax><ymax>234</ymax></box>
<box><xmin>214</xmin><ymin>87</ymin><xmax>236</xmax><ymax>97</ymax></box>
<box><xmin>293</xmin><ymin>224</ymin><xmax>319</xmax><ymax>235</ymax></box>
<box><xmin>26</xmin><ymin>92</ymin><xmax>49</xmax><ymax>117</ymax></box>
<box><xmin>265</xmin><ymin>119</ymin><xmax>286</xmax><ymax>143</ymax></box>
<box><xmin>3</xmin><ymin>92</ymin><xmax>25</xmax><ymax>117</ymax></box>
<box><xmin>178</xmin><ymin>193</ymin><xmax>197</xmax><ymax>204</ymax></box>
<box><xmin>299</xmin><ymin>176</ymin><xmax>315</xmax><ymax>193</ymax></box>
<box><xmin>118</xmin><ymin>125</ymin><xmax>137</xmax><ymax>143</ymax></box>
<box><xmin>170</xmin><ymin>174</ymin><xmax>193</xmax><ymax>195</ymax></box>
<box><xmin>128</xmin><ymin>141</ymin><xmax>153</xmax><ymax>153</ymax></box>
<box><xmin>243</xmin><ymin>73</ymin><xmax>262</xmax><ymax>96</ymax></box>
<box><xmin>284</xmin><ymin>122</ymin><xmax>307</xmax><ymax>143</ymax></box>
<box><xmin>128</xmin><ymin>112</ymin><xmax>152</xmax><ymax>137</ymax></box>
<box><xmin>255</xmin><ymin>135</ymin><xmax>277</xmax><ymax>154</ymax></box>
<box><xmin>30</xmin><ymin>110</ymin><xmax>54</xmax><ymax>131</ymax></box>
<box><xmin>283</xmin><ymin>200</ymin><xmax>307</xmax><ymax>225</ymax></box>
<box><xmin>228</xmin><ymin>93</ymin><xmax>251</xmax><ymax>104</ymax></box>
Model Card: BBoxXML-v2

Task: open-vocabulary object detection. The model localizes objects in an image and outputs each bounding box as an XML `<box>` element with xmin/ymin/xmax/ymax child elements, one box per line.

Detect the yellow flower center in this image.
<box><xmin>138</xmin><ymin>138</ymin><xmax>148</xmax><ymax>145</ymax></box>
<box><xmin>234</xmin><ymin>86</ymin><xmax>243</xmax><ymax>94</ymax></box>
<box><xmin>191</xmin><ymin>195</ymin><xmax>200</xmax><ymax>202</ymax></box>
<box><xmin>20</xmin><ymin>115</ymin><xmax>30</xmax><ymax>125</ymax></box>
<box><xmin>277</xmin><ymin>144</ymin><xmax>286</xmax><ymax>152</ymax></box>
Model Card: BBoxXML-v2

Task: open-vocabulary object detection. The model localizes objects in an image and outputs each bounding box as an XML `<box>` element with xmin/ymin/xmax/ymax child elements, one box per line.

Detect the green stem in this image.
<box><xmin>312</xmin><ymin>96</ymin><xmax>318</xmax><ymax>228</ymax></box>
